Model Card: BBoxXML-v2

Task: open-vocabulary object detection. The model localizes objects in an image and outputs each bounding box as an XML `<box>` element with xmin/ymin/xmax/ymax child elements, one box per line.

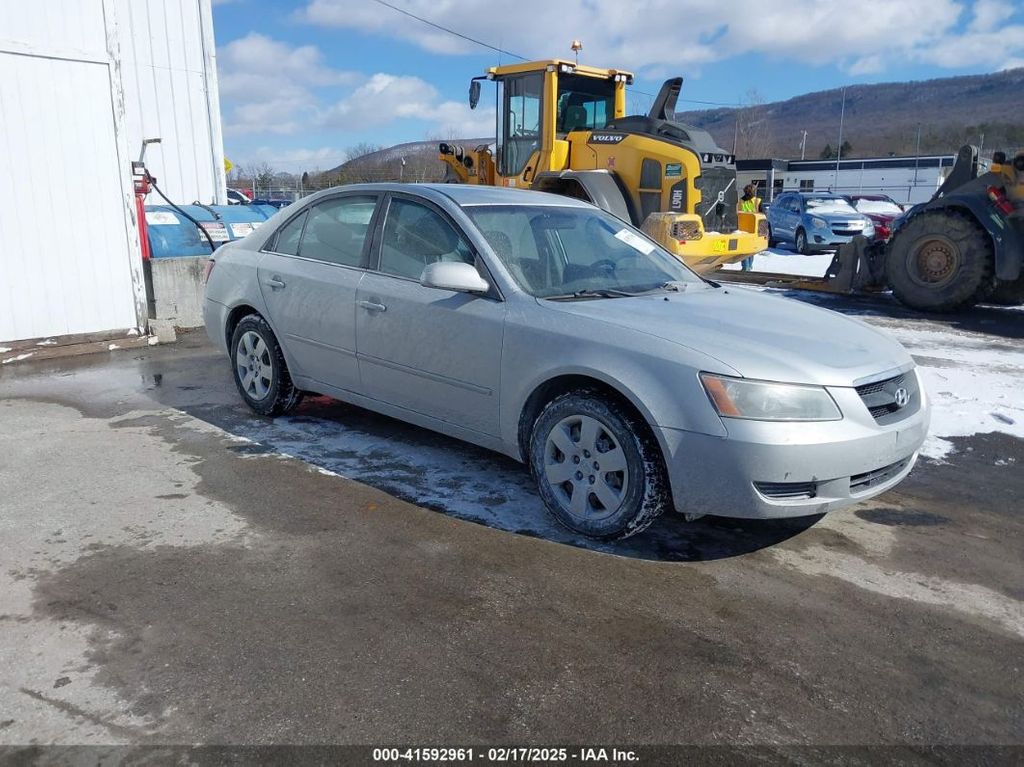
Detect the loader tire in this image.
<box><xmin>988</xmin><ymin>277</ymin><xmax>1024</xmax><ymax>307</ymax></box>
<box><xmin>885</xmin><ymin>209</ymin><xmax>994</xmax><ymax>312</ymax></box>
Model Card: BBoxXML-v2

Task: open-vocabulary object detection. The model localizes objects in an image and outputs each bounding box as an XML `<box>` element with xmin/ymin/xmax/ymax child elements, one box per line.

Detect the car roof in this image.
<box><xmin>297</xmin><ymin>182</ymin><xmax>595</xmax><ymax>210</ymax></box>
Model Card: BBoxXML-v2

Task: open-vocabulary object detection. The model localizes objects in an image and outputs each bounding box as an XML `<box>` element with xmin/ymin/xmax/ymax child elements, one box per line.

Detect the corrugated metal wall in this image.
<box><xmin>0</xmin><ymin>0</ymin><xmax>224</xmax><ymax>343</ymax></box>
<box><xmin>117</xmin><ymin>0</ymin><xmax>226</xmax><ymax>206</ymax></box>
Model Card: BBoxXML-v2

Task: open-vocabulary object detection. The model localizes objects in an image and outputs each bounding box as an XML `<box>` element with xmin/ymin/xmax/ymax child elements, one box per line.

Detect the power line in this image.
<box><xmin>369</xmin><ymin>0</ymin><xmax>527</xmax><ymax>61</ymax></box>
<box><xmin>369</xmin><ymin>0</ymin><xmax>742</xmax><ymax>107</ymax></box>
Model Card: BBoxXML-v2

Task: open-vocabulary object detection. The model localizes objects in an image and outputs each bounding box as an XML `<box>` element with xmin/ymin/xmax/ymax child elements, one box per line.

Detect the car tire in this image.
<box><xmin>529</xmin><ymin>390</ymin><xmax>669</xmax><ymax>540</ymax></box>
<box><xmin>230</xmin><ymin>314</ymin><xmax>303</xmax><ymax>416</ymax></box>
<box><xmin>884</xmin><ymin>210</ymin><xmax>994</xmax><ymax>312</ymax></box>
<box><xmin>795</xmin><ymin>227</ymin><xmax>810</xmax><ymax>255</ymax></box>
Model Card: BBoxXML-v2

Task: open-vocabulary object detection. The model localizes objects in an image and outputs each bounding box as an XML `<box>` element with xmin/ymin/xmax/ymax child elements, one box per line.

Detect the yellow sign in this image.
<box><xmin>224</xmin><ymin>157</ymin><xmax>234</xmax><ymax>173</ymax></box>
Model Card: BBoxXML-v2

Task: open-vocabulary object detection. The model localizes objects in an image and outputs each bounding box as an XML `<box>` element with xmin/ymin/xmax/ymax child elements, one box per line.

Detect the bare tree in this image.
<box><xmin>733</xmin><ymin>88</ymin><xmax>771</xmax><ymax>159</ymax></box>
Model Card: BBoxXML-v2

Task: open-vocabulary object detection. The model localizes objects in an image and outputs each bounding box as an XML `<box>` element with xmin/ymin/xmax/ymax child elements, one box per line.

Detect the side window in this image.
<box><xmin>298</xmin><ymin>195</ymin><xmax>377</xmax><ymax>267</ymax></box>
<box><xmin>379</xmin><ymin>199</ymin><xmax>475</xmax><ymax>281</ymax></box>
<box><xmin>500</xmin><ymin>73</ymin><xmax>543</xmax><ymax>177</ymax></box>
<box><xmin>271</xmin><ymin>211</ymin><xmax>307</xmax><ymax>255</ymax></box>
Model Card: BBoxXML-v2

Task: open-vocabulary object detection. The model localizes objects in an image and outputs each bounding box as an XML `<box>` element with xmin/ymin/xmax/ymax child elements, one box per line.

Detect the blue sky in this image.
<box><xmin>212</xmin><ymin>0</ymin><xmax>1024</xmax><ymax>173</ymax></box>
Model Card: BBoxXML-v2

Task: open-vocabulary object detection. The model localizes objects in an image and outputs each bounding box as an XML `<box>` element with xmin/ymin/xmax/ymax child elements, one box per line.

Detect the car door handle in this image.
<box><xmin>263</xmin><ymin>276</ymin><xmax>286</xmax><ymax>290</ymax></box>
<box><xmin>358</xmin><ymin>300</ymin><xmax>386</xmax><ymax>313</ymax></box>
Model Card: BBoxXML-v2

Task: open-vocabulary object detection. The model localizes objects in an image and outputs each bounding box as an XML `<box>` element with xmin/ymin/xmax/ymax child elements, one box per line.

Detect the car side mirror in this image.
<box><xmin>420</xmin><ymin>261</ymin><xmax>490</xmax><ymax>294</ymax></box>
<box><xmin>469</xmin><ymin>80</ymin><xmax>481</xmax><ymax>110</ymax></box>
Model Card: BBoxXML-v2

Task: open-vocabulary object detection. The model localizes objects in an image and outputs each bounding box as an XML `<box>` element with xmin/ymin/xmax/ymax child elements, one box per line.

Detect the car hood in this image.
<box><xmin>812</xmin><ymin>212</ymin><xmax>867</xmax><ymax>224</ymax></box>
<box><xmin>541</xmin><ymin>286</ymin><xmax>912</xmax><ymax>387</ymax></box>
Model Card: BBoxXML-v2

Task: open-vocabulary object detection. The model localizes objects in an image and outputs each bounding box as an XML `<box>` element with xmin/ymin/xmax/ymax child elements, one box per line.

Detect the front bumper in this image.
<box><xmin>641</xmin><ymin>212</ymin><xmax>768</xmax><ymax>274</ymax></box>
<box><xmin>658</xmin><ymin>376</ymin><xmax>930</xmax><ymax>519</ymax></box>
<box><xmin>806</xmin><ymin>228</ymin><xmax>868</xmax><ymax>250</ymax></box>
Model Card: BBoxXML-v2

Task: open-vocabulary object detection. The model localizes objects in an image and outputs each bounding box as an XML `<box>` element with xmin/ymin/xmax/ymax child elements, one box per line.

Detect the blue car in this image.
<box><xmin>767</xmin><ymin>192</ymin><xmax>875</xmax><ymax>254</ymax></box>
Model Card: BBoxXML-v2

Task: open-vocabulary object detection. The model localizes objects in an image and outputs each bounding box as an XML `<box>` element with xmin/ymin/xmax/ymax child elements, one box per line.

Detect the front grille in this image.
<box><xmin>755</xmin><ymin>481</ymin><xmax>817</xmax><ymax>500</ymax></box>
<box><xmin>856</xmin><ymin>374</ymin><xmax>904</xmax><ymax>397</ymax></box>
<box><xmin>851</xmin><ymin>458</ymin><xmax>911</xmax><ymax>493</ymax></box>
<box><xmin>671</xmin><ymin>220</ymin><xmax>702</xmax><ymax>240</ymax></box>
<box><xmin>856</xmin><ymin>372</ymin><xmax>916</xmax><ymax>423</ymax></box>
<box><xmin>696</xmin><ymin>168</ymin><xmax>738</xmax><ymax>232</ymax></box>
<box><xmin>831</xmin><ymin>225</ymin><xmax>863</xmax><ymax>235</ymax></box>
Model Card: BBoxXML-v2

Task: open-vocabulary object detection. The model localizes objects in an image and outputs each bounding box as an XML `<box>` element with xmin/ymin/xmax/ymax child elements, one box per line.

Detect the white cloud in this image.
<box><xmin>323</xmin><ymin>73</ymin><xmax>495</xmax><ymax>135</ymax></box>
<box><xmin>218</xmin><ymin>33</ymin><xmax>494</xmax><ymax>141</ymax></box>
<box><xmin>218</xmin><ymin>33</ymin><xmax>357</xmax><ymax>135</ymax></box>
<box><xmin>297</xmin><ymin>0</ymin><xmax>1024</xmax><ymax>76</ymax></box>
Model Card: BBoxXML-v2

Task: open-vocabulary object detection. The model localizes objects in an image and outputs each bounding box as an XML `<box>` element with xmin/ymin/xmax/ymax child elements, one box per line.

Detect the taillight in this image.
<box><xmin>987</xmin><ymin>186</ymin><xmax>1014</xmax><ymax>216</ymax></box>
<box><xmin>202</xmin><ymin>258</ymin><xmax>215</xmax><ymax>285</ymax></box>
<box><xmin>877</xmin><ymin>224</ymin><xmax>891</xmax><ymax>240</ymax></box>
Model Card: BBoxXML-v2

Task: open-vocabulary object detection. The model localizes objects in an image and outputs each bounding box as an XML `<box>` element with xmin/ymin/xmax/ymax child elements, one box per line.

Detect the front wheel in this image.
<box><xmin>884</xmin><ymin>210</ymin><xmax>994</xmax><ymax>312</ymax></box>
<box><xmin>529</xmin><ymin>391</ymin><xmax>669</xmax><ymax>540</ymax></box>
<box><xmin>230</xmin><ymin>314</ymin><xmax>303</xmax><ymax>416</ymax></box>
<box><xmin>767</xmin><ymin>224</ymin><xmax>778</xmax><ymax>248</ymax></box>
<box><xmin>795</xmin><ymin>227</ymin><xmax>810</xmax><ymax>255</ymax></box>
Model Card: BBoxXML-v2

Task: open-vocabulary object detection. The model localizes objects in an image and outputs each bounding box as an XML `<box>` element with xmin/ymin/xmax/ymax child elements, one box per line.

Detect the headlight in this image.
<box><xmin>810</xmin><ymin>217</ymin><xmax>828</xmax><ymax>229</ymax></box>
<box><xmin>863</xmin><ymin>219</ymin><xmax>875</xmax><ymax>234</ymax></box>
<box><xmin>700</xmin><ymin>373</ymin><xmax>841</xmax><ymax>421</ymax></box>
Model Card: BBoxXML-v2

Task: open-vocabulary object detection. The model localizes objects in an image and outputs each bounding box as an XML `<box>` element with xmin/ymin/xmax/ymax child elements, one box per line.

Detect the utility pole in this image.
<box><xmin>913</xmin><ymin>123</ymin><xmax>922</xmax><ymax>185</ymax></box>
<box><xmin>834</xmin><ymin>87</ymin><xmax>846</xmax><ymax>190</ymax></box>
<box><xmin>799</xmin><ymin>130</ymin><xmax>808</xmax><ymax>160</ymax></box>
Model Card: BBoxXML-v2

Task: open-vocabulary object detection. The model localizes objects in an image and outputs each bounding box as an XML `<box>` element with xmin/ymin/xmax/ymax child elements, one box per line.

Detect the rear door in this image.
<box><xmin>257</xmin><ymin>194</ymin><xmax>380</xmax><ymax>393</ymax></box>
<box><xmin>355</xmin><ymin>195</ymin><xmax>506</xmax><ymax>436</ymax></box>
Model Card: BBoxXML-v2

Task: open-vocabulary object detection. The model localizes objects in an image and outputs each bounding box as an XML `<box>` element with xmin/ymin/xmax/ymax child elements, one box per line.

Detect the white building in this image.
<box><xmin>0</xmin><ymin>0</ymin><xmax>225</xmax><ymax>345</ymax></box>
<box><xmin>737</xmin><ymin>155</ymin><xmax>956</xmax><ymax>207</ymax></box>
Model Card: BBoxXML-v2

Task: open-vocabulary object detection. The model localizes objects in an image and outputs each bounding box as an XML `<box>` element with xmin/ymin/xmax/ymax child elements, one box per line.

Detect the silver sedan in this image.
<box><xmin>204</xmin><ymin>184</ymin><xmax>929</xmax><ymax>540</ymax></box>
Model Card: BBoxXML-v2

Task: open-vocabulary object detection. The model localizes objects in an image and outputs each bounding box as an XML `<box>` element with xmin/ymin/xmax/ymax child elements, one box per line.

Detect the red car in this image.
<box><xmin>847</xmin><ymin>195</ymin><xmax>906</xmax><ymax>241</ymax></box>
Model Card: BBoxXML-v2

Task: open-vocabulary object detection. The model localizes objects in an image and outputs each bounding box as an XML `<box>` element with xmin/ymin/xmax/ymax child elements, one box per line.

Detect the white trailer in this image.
<box><xmin>0</xmin><ymin>0</ymin><xmax>224</xmax><ymax>347</ymax></box>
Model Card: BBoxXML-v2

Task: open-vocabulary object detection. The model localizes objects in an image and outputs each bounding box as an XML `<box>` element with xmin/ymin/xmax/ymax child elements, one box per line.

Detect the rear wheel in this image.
<box><xmin>230</xmin><ymin>314</ymin><xmax>303</xmax><ymax>416</ymax></box>
<box><xmin>885</xmin><ymin>210</ymin><xmax>994</xmax><ymax>312</ymax></box>
<box><xmin>795</xmin><ymin>227</ymin><xmax>809</xmax><ymax>254</ymax></box>
<box><xmin>529</xmin><ymin>391</ymin><xmax>669</xmax><ymax>540</ymax></box>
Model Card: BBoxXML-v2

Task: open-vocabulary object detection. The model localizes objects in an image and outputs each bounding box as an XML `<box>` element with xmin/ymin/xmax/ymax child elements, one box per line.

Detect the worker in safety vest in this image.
<box><xmin>738</xmin><ymin>184</ymin><xmax>762</xmax><ymax>271</ymax></box>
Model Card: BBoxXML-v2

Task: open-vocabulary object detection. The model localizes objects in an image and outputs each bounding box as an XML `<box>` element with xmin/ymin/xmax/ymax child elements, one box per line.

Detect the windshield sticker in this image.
<box><xmin>614</xmin><ymin>229</ymin><xmax>656</xmax><ymax>255</ymax></box>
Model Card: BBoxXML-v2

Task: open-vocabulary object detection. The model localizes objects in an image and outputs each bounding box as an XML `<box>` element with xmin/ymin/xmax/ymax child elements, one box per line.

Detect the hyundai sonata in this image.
<box><xmin>204</xmin><ymin>184</ymin><xmax>929</xmax><ymax>540</ymax></box>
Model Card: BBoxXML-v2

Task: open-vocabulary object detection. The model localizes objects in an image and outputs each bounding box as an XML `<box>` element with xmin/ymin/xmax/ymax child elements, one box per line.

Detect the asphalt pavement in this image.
<box><xmin>0</xmin><ymin>298</ymin><xmax>1022</xmax><ymax>751</ymax></box>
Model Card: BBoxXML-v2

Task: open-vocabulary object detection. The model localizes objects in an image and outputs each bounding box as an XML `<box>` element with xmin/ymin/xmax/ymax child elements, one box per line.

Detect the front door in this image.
<box><xmin>257</xmin><ymin>194</ymin><xmax>379</xmax><ymax>393</ymax></box>
<box><xmin>355</xmin><ymin>197</ymin><xmax>505</xmax><ymax>436</ymax></box>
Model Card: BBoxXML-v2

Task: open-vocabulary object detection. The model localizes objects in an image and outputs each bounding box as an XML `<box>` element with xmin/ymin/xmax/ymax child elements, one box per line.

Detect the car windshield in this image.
<box><xmin>465</xmin><ymin>205</ymin><xmax>706</xmax><ymax>298</ymax></box>
<box><xmin>854</xmin><ymin>199</ymin><xmax>903</xmax><ymax>215</ymax></box>
<box><xmin>805</xmin><ymin>197</ymin><xmax>857</xmax><ymax>214</ymax></box>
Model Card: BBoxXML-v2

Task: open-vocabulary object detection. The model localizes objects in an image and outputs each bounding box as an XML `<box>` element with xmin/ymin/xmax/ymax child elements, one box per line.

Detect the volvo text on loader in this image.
<box><xmin>438</xmin><ymin>57</ymin><xmax>768</xmax><ymax>272</ymax></box>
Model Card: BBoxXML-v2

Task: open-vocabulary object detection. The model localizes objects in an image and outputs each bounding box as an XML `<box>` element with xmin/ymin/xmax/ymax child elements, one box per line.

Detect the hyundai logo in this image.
<box><xmin>893</xmin><ymin>387</ymin><xmax>910</xmax><ymax>408</ymax></box>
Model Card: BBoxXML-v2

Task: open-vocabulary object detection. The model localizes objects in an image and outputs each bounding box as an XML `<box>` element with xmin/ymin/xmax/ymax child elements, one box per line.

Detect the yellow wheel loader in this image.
<box><xmin>438</xmin><ymin>59</ymin><xmax>768</xmax><ymax>272</ymax></box>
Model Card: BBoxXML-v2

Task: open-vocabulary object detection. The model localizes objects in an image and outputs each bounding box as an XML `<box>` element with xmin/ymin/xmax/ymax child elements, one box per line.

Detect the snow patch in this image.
<box><xmin>35</xmin><ymin>339</ymin><xmax>56</xmax><ymax>346</ymax></box>
<box><xmin>147</xmin><ymin>337</ymin><xmax>159</xmax><ymax>346</ymax></box>
<box><xmin>774</xmin><ymin>546</ymin><xmax>1024</xmax><ymax>639</ymax></box>
<box><xmin>720</xmin><ymin>248</ymin><xmax>834</xmax><ymax>278</ymax></box>
<box><xmin>0</xmin><ymin>347</ymin><xmax>10</xmax><ymax>353</ymax></box>
<box><xmin>108</xmin><ymin>344</ymin><xmax>120</xmax><ymax>351</ymax></box>
<box><xmin>2</xmin><ymin>353</ymin><xmax>33</xmax><ymax>364</ymax></box>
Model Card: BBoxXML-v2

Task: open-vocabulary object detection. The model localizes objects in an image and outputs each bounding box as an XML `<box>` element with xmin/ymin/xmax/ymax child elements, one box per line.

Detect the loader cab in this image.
<box><xmin>475</xmin><ymin>60</ymin><xmax>631</xmax><ymax>186</ymax></box>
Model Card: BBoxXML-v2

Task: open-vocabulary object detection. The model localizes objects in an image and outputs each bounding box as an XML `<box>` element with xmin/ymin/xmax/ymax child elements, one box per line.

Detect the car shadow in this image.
<box><xmin>177</xmin><ymin>389</ymin><xmax>822</xmax><ymax>564</ymax></box>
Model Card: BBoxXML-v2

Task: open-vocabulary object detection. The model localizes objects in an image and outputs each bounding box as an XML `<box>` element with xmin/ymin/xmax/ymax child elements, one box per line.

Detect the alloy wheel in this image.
<box><xmin>235</xmin><ymin>330</ymin><xmax>274</xmax><ymax>401</ymax></box>
<box><xmin>543</xmin><ymin>414</ymin><xmax>629</xmax><ymax>523</ymax></box>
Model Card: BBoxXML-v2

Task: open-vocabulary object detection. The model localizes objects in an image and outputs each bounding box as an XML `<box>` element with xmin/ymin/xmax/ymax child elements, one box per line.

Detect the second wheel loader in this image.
<box><xmin>722</xmin><ymin>145</ymin><xmax>1024</xmax><ymax>312</ymax></box>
